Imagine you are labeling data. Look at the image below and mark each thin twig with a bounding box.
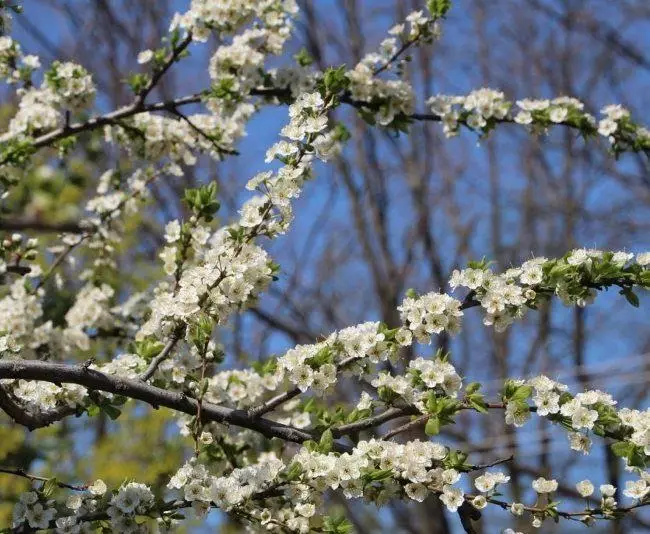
[0,467,87,491]
[139,333,182,381]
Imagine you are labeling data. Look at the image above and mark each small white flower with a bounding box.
[89,479,107,496]
[137,49,154,64]
[532,477,558,493]
[510,502,524,516]
[576,480,594,497]
[600,484,616,497]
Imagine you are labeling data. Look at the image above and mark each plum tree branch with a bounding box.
[0,359,356,452]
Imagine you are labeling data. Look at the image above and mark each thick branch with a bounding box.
[0,385,77,430]
[0,360,354,452]
[0,218,82,233]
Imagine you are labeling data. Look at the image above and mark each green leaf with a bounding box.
[323,515,353,534]
[284,462,303,481]
[611,442,632,457]
[510,385,533,402]
[42,477,59,498]
[183,181,220,221]
[468,394,488,414]
[362,468,394,483]
[323,65,350,93]
[621,288,640,307]
[101,404,122,420]
[427,0,452,17]
[425,416,440,436]
[319,428,334,453]
[294,48,313,67]
[134,338,164,360]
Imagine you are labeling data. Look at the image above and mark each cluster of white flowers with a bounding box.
[398,291,463,342]
[598,104,629,137]
[1,60,94,141]
[1,87,60,141]
[81,167,152,261]
[295,438,470,511]
[106,105,255,166]
[346,10,440,126]
[141,91,335,342]
[500,373,650,477]
[347,62,415,126]
[532,476,558,494]
[619,408,650,455]
[428,88,510,136]
[11,478,157,534]
[172,0,298,43]
[514,96,586,126]
[106,482,155,533]
[452,267,530,333]
[426,87,650,152]
[278,322,393,393]
[474,470,511,495]
[597,483,617,516]
[141,229,274,337]
[0,280,48,354]
[62,283,115,350]
[44,61,96,111]
[598,104,650,150]
[371,356,463,407]
[111,113,199,166]
[623,478,650,501]
[12,491,56,530]
[0,35,40,83]
[205,366,283,408]
[209,30,273,94]
[168,454,284,512]
[3,1,650,531]
[10,379,86,411]
[448,250,650,332]
[96,352,147,379]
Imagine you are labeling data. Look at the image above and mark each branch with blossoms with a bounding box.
[1,0,650,533]
[2,250,650,532]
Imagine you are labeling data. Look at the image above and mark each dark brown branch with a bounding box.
[0,218,83,233]
[0,360,352,452]
[135,33,193,106]
[0,385,77,430]
[0,467,87,491]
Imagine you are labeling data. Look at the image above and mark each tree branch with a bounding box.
[0,360,354,452]
[138,333,182,381]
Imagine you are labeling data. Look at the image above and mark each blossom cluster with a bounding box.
[0,35,40,84]
[372,355,463,406]
[426,89,650,154]
[449,249,650,332]
[12,479,107,532]
[278,322,394,393]
[500,373,650,482]
[0,280,47,354]
[398,291,463,342]
[347,10,441,127]
[172,0,298,44]
[140,91,336,342]
[105,106,255,166]
[2,60,95,141]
